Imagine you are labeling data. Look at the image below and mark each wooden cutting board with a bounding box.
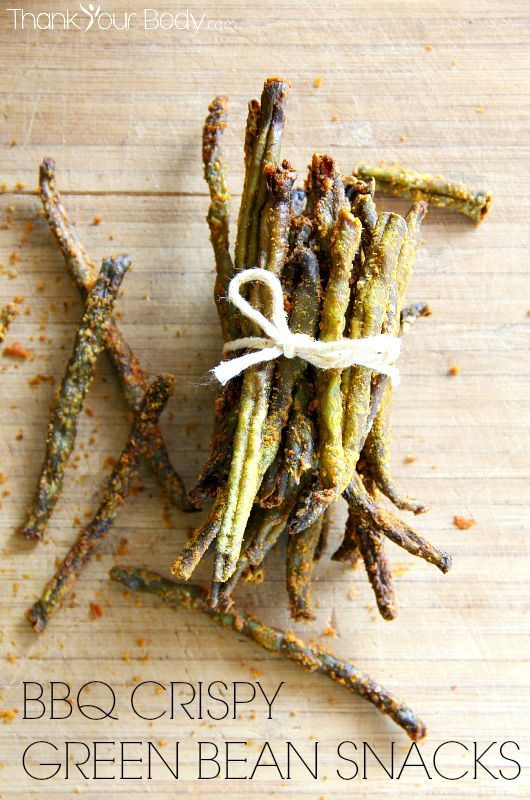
[1,1,528,797]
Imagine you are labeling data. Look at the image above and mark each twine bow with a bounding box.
[213,268,401,386]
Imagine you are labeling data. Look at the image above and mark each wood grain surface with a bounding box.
[0,1,528,797]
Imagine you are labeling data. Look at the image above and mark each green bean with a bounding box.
[313,503,334,563]
[364,203,428,514]
[110,566,427,740]
[307,154,349,257]
[19,255,129,540]
[286,514,323,621]
[246,474,306,569]
[364,382,426,515]
[216,472,308,609]
[355,163,492,223]
[27,374,176,630]
[258,446,284,507]
[351,190,378,251]
[259,365,318,511]
[283,372,318,484]
[331,504,362,567]
[189,378,241,503]
[202,95,237,341]
[244,99,261,172]
[38,157,97,287]
[339,507,398,621]
[235,78,290,274]
[317,209,361,489]
[259,245,320,473]
[358,519,397,620]
[344,472,452,573]
[171,485,228,581]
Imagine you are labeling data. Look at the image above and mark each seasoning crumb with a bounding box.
[476,105,485,114]
[313,75,323,88]
[121,651,131,662]
[162,508,174,529]
[404,453,417,464]
[447,364,459,376]
[249,667,262,679]
[0,709,18,724]
[453,515,475,530]
[28,373,54,387]
[89,602,104,619]
[14,181,26,191]
[322,625,336,637]
[3,341,32,360]
[116,537,129,556]
[92,215,103,226]
[6,652,17,664]
[424,44,433,52]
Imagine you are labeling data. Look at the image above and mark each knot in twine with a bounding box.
[213,268,401,386]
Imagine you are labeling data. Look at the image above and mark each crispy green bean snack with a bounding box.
[111,566,427,740]
[355,163,492,223]
[19,255,130,540]
[172,77,480,627]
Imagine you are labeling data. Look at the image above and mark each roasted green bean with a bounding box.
[27,374,176,630]
[355,163,492,223]
[19,255,129,540]
[111,566,427,740]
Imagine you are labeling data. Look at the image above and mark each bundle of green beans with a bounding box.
[173,77,490,622]
[18,77,491,739]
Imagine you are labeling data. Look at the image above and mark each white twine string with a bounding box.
[213,268,401,386]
